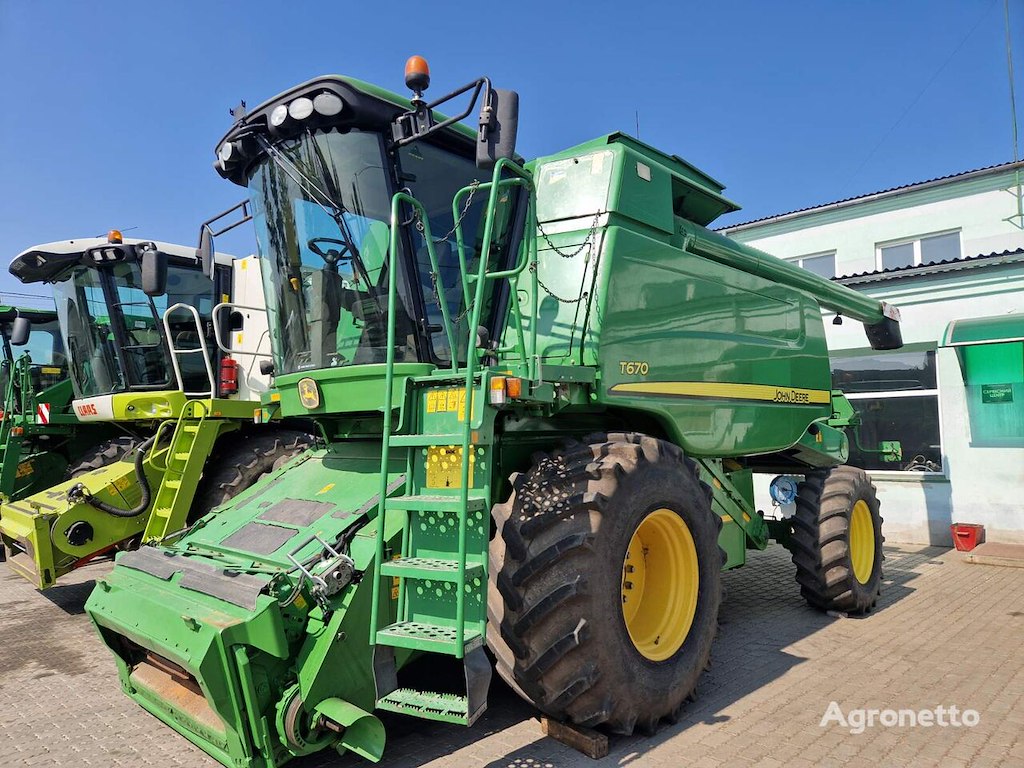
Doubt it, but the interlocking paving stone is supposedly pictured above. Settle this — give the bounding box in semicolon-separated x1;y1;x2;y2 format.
1;543;1020;767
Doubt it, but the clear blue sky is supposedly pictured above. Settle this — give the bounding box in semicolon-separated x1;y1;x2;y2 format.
1;0;1020;300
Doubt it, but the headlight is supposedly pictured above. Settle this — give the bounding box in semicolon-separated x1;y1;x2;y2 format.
313;92;344;116
270;104;289;127
288;97;314;120
218;142;235;163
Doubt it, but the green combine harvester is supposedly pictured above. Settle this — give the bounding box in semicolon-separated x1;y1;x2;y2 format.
0;305;120;506
86;60;903;766
1;234;309;588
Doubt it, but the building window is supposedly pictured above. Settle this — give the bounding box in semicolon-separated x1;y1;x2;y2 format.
795;251;836;278
876;230;961;271
832;349;942;472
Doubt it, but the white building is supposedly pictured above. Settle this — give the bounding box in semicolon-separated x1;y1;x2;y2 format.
720;160;1024;545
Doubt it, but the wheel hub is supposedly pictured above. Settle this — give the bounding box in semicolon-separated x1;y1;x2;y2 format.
849;500;875;584
621;508;699;662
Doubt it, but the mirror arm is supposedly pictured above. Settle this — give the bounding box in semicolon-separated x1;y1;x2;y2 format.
197;199;253;277
392;78;490;149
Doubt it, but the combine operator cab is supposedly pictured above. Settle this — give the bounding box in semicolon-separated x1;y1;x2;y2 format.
10;232;264;412
208;67;528;389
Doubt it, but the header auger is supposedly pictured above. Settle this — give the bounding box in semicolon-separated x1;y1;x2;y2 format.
86;59;901;766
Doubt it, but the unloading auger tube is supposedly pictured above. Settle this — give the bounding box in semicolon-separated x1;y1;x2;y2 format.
66;435;155;517
678;222;903;349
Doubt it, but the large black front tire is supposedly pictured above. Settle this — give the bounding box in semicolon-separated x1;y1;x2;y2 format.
189;430;312;521
64;436;141;479
790;465;884;614
488;432;723;735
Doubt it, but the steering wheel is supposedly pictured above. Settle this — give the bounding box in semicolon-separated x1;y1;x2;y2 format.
307;238;352;267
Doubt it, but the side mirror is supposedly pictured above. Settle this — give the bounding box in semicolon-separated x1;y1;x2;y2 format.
141;249;169;297
197;225;215;278
10;317;30;346
477;88;519;170
259;359;275;376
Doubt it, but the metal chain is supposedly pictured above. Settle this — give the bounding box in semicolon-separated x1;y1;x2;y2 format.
536;211;603;259
530;261;589;304
428;269;442;310
414;180;482;243
414;181;482;313
529;211;603;305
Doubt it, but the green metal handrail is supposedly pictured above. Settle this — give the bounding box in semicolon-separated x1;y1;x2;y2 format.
370;157;537;654
450;172;537;373
390;193;459;370
452;158;534;650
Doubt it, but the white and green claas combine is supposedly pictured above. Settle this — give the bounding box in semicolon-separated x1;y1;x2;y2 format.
0;232;310;588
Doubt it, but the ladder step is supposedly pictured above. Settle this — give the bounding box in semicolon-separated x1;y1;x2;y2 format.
182;425;200;433
376;621;482;655
377;688;470;725
173;453;190;461
163;480;181;490
384;494;486;513
154;507;172;518
388;433;464;447
380;557;483;582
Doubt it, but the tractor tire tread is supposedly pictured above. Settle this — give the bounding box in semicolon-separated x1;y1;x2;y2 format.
790;466;885;614
190;430;312;521
488;431;724;735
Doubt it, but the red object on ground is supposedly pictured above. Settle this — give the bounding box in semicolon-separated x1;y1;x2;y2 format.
951;523;985;552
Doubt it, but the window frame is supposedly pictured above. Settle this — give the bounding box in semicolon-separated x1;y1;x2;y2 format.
794;250;837;279
875;229;962;271
833;346;946;476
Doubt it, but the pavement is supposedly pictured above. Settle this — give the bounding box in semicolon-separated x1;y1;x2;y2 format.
1;543;1021;768
966;542;1024;569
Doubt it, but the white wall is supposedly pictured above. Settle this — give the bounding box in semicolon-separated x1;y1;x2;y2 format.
938;347;1024;545
737;173;1024;546
735;185;1024;277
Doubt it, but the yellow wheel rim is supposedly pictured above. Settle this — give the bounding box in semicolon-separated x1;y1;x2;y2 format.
621;508;699;662
849;500;875;584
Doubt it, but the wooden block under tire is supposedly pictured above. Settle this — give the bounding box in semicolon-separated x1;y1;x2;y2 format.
540;716;609;759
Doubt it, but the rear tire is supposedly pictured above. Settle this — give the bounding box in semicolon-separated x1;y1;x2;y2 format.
488;432;723;734
189;430;312;522
64;436;141;479
790;466;884;614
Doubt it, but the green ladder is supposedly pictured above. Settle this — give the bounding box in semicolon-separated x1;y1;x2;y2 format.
369;162;537;725
370;428;492;726
142;400;220;541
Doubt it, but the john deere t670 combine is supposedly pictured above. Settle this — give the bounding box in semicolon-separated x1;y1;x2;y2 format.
86;61;903;766
0;235;308;588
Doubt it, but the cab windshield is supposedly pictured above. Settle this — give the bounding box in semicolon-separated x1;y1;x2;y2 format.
0;316;66;410
249;129;408;372
249;127;523;375
52;262;215;398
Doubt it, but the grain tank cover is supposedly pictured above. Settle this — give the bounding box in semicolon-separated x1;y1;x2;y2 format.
541;133;741;227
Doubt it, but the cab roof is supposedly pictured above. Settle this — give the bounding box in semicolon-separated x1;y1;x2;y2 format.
10;237;235;285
